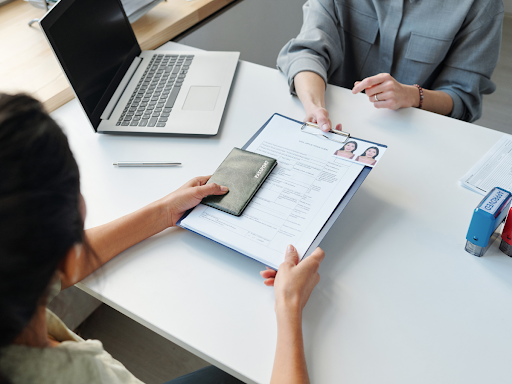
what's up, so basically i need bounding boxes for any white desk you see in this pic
[51,42,512,384]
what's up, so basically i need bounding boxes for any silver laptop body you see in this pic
[99,50,239,135]
[40,0,239,136]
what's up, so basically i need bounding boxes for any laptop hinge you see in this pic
[100,57,142,121]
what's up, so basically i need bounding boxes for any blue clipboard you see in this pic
[177,113,384,269]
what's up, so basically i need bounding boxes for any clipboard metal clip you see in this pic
[300,122,351,144]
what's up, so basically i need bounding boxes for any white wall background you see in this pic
[505,0,512,14]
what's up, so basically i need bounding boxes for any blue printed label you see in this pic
[479,189,510,215]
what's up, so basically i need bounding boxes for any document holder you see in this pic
[177,113,385,269]
[300,121,351,144]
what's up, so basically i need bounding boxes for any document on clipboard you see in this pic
[178,114,387,270]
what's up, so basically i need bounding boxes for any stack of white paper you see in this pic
[120,0,164,23]
[460,135,512,195]
[180,115,388,269]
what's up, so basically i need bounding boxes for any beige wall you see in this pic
[505,0,512,15]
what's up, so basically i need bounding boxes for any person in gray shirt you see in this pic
[277,0,504,131]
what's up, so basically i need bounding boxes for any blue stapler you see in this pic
[465,187,512,257]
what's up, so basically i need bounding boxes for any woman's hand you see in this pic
[294,71,342,132]
[303,105,342,133]
[352,73,419,110]
[78,175,227,288]
[263,245,325,384]
[260,245,325,313]
[162,176,228,227]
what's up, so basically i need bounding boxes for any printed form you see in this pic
[460,135,512,195]
[181,115,366,269]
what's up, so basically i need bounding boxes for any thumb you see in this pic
[284,244,300,266]
[316,113,331,132]
[195,182,229,199]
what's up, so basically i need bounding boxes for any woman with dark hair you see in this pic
[0,93,324,384]
[355,147,379,166]
[334,140,357,159]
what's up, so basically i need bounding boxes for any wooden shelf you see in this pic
[0,0,235,112]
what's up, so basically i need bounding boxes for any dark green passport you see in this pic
[202,148,277,216]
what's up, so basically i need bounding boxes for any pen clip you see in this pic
[300,122,351,144]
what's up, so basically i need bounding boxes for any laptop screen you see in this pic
[41,0,141,129]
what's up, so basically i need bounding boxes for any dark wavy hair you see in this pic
[339,141,358,153]
[361,146,380,159]
[0,94,84,383]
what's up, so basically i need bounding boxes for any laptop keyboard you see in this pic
[116,54,194,128]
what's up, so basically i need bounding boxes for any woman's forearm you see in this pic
[294,71,339,131]
[86,199,168,262]
[294,71,327,111]
[270,306,310,384]
[60,176,228,289]
[421,89,453,116]
[404,85,453,116]
[61,199,167,288]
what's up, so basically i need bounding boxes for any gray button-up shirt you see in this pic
[277,0,504,122]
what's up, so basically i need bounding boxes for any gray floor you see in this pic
[75,305,210,384]
[174,0,305,69]
[75,5,512,384]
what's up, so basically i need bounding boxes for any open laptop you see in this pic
[40,0,239,135]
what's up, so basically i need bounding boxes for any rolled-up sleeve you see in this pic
[432,7,503,123]
[276,0,343,95]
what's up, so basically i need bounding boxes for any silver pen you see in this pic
[113,161,182,167]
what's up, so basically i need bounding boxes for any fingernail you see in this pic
[220,186,229,192]
[287,244,295,253]
[321,124,329,131]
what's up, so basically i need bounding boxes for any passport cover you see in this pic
[202,148,277,216]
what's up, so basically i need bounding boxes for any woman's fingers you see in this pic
[315,113,331,132]
[304,115,316,123]
[300,247,325,275]
[306,108,331,132]
[371,91,400,110]
[260,269,277,278]
[180,175,211,189]
[284,244,300,266]
[352,73,392,94]
[374,99,396,110]
[365,82,389,99]
[194,182,229,199]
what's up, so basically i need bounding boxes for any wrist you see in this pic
[302,99,324,113]
[153,198,172,229]
[406,85,421,108]
[295,72,326,107]
[275,300,302,322]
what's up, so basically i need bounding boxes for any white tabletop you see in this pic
[51,42,512,384]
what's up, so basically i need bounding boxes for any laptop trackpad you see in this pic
[182,86,221,111]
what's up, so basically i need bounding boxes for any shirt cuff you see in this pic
[286,57,328,96]
[437,88,465,121]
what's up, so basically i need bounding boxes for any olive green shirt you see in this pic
[0,281,143,384]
